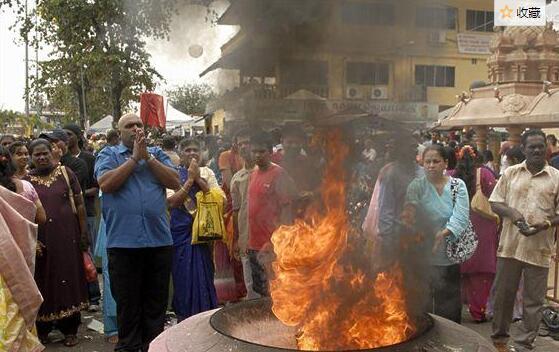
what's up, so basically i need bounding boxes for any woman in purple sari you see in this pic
[166,139,222,322]
[449,146,498,322]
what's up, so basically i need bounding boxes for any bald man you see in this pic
[95,113,180,351]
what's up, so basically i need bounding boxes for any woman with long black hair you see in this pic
[9,141,30,179]
[449,145,499,322]
[0,145,46,224]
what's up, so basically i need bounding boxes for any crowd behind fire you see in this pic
[0,113,558,352]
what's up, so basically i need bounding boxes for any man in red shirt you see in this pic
[248,132,296,296]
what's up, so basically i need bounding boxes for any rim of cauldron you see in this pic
[210,298,434,352]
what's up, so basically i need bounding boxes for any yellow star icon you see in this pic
[500,5,513,19]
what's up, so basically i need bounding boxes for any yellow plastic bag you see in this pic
[192,188,226,244]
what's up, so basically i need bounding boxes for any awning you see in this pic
[200,54,235,77]
[200,47,276,77]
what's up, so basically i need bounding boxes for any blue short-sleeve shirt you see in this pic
[94,143,175,249]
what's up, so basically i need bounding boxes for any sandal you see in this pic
[107,335,119,344]
[63,335,79,347]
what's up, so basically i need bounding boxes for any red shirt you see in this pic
[248,163,295,251]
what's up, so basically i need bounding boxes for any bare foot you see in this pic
[107,335,119,344]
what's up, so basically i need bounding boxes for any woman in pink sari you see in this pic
[0,184,43,352]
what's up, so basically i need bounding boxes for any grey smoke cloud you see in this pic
[145,0,238,94]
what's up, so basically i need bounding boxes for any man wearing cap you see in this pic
[95,113,180,352]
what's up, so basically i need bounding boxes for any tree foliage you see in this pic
[0,109,51,135]
[2,0,221,128]
[166,83,216,116]
[30,0,181,126]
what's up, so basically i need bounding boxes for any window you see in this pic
[341,1,395,25]
[282,60,328,86]
[416,6,457,29]
[466,10,494,32]
[415,65,455,87]
[346,62,389,85]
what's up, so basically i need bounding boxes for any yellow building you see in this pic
[203,0,495,132]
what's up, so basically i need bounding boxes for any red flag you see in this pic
[140,93,166,129]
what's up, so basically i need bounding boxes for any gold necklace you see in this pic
[29,166,62,188]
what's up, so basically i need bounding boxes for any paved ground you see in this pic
[43,308,559,352]
[463,314,559,352]
[42,274,559,351]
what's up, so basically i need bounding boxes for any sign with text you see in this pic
[457,33,492,55]
[326,101,439,121]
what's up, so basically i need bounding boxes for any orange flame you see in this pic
[270,129,415,350]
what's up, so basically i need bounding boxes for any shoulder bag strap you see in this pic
[449,177,458,206]
[61,166,78,215]
[476,168,482,193]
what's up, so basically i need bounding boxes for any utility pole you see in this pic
[80,67,88,129]
[34,0,40,136]
[24,0,29,119]
[35,0,39,109]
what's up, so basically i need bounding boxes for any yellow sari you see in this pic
[0,276,43,352]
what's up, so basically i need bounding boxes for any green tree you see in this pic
[0,109,51,135]
[2,0,220,126]
[31,0,179,126]
[166,83,216,116]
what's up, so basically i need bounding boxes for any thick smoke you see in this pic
[141,0,239,93]
[245,1,461,336]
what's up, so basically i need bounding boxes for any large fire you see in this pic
[270,129,416,350]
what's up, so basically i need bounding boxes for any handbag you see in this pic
[192,188,226,244]
[83,251,98,283]
[471,168,500,224]
[446,178,479,264]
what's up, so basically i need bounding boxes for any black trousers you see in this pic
[248,249,269,297]
[108,246,173,352]
[429,264,462,324]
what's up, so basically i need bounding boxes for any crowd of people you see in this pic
[0,115,558,352]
